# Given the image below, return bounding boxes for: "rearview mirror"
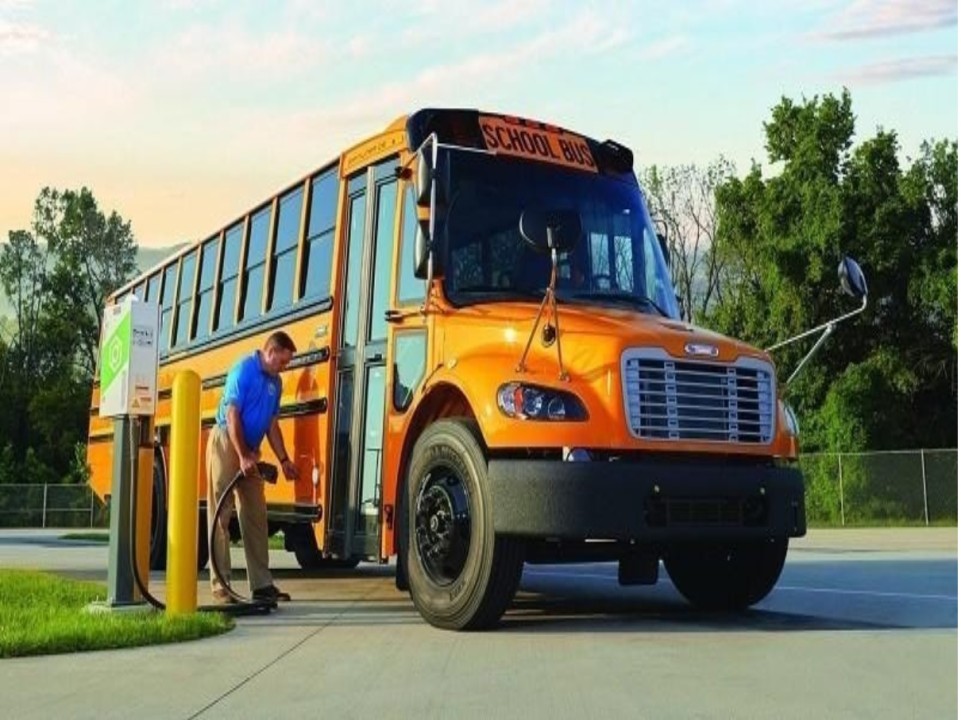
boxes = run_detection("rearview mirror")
[519,208,582,254]
[415,151,432,206]
[838,256,868,299]
[415,147,448,207]
[414,218,445,280]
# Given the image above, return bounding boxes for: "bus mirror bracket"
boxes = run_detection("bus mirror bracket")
[766,256,869,386]
[413,135,446,306]
[516,208,581,381]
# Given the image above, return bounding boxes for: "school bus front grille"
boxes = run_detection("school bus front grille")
[622,350,774,444]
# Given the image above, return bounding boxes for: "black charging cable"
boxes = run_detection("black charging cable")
[129,458,277,616]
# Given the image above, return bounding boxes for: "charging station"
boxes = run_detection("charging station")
[98,296,160,608]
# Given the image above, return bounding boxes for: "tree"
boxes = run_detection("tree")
[0,187,138,486]
[0,231,48,383]
[709,89,957,452]
[640,158,736,321]
[33,187,138,379]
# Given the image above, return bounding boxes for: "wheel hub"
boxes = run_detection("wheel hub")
[414,468,471,586]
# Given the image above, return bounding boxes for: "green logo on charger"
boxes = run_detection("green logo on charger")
[100,310,131,393]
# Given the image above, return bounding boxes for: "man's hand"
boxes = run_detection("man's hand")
[280,458,300,481]
[240,450,261,477]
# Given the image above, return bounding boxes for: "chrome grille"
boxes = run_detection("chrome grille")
[622,350,774,443]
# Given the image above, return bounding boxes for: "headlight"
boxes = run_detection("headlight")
[780,400,800,437]
[496,383,588,421]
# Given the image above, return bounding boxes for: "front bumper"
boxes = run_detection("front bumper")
[488,458,806,541]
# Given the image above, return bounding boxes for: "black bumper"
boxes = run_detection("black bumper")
[488,459,806,541]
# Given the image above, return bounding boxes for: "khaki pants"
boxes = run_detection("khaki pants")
[206,426,273,595]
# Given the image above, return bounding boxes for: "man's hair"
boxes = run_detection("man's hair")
[265,331,297,354]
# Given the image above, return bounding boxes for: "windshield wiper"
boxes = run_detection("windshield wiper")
[568,291,671,318]
[454,286,546,299]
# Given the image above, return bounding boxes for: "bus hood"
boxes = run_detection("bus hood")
[448,301,767,368]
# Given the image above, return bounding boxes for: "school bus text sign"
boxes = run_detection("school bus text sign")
[479,115,597,173]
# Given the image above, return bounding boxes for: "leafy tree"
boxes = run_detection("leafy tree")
[0,231,48,381]
[0,187,137,487]
[33,187,138,378]
[709,89,957,452]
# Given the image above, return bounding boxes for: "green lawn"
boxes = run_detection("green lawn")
[0,570,232,659]
[61,532,287,549]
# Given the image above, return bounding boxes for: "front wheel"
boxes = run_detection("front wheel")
[403,419,524,631]
[663,538,788,611]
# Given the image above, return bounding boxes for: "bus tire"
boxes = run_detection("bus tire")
[395,487,409,592]
[404,419,524,631]
[149,454,210,572]
[286,523,360,570]
[196,509,209,571]
[149,455,168,571]
[663,537,788,611]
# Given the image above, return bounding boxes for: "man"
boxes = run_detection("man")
[208,330,300,604]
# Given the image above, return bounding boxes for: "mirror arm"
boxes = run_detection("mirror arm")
[765,295,867,352]
[785,323,835,386]
[421,133,439,314]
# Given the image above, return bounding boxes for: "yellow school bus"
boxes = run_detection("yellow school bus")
[87,108,806,630]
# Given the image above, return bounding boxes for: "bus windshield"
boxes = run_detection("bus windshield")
[440,149,680,320]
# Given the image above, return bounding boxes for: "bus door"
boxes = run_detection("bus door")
[329,158,399,559]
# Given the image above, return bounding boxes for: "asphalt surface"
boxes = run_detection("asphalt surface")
[0,528,956,719]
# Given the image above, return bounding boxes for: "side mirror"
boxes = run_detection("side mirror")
[657,232,671,269]
[767,254,870,386]
[415,151,432,206]
[519,208,582,254]
[415,147,448,207]
[838,256,868,299]
[414,215,445,280]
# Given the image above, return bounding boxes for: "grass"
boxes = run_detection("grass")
[61,532,288,549]
[0,570,232,659]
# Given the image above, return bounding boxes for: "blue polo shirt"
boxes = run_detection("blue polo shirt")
[216,351,282,451]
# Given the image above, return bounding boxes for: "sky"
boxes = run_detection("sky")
[0,0,956,249]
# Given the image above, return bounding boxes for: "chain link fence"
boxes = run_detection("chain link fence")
[799,449,957,526]
[0,449,956,529]
[0,484,109,529]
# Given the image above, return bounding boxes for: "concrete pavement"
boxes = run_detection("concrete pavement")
[0,527,957,719]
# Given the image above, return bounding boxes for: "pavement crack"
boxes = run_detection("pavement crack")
[186,591,376,720]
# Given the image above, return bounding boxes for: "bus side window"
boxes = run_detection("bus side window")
[240,206,270,322]
[193,237,219,341]
[396,185,425,305]
[301,168,337,301]
[172,250,197,347]
[159,264,178,350]
[215,223,243,333]
[269,186,303,311]
[146,273,160,303]
[393,330,427,412]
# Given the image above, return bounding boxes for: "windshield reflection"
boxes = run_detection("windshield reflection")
[440,149,680,320]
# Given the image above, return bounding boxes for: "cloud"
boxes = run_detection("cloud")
[158,20,330,83]
[638,35,689,61]
[838,53,957,84]
[211,9,639,167]
[400,0,551,47]
[817,0,956,40]
[0,20,51,53]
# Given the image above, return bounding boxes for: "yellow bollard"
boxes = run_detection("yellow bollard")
[167,370,200,615]
[134,417,154,602]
